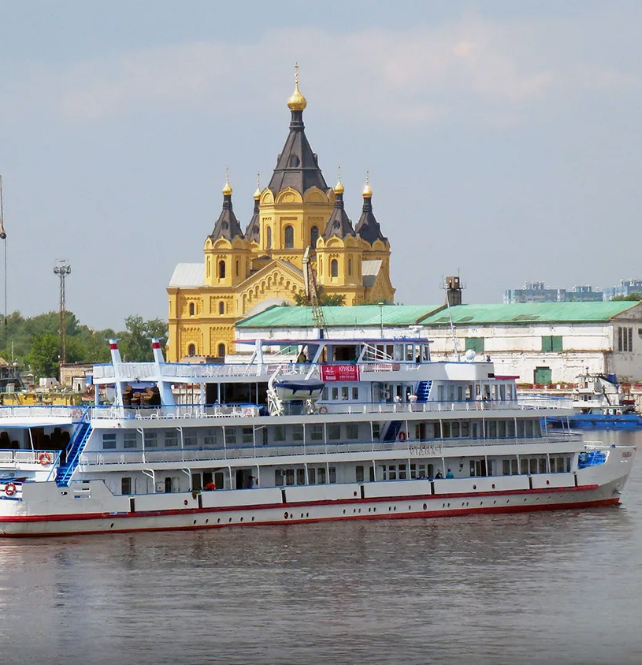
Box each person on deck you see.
[446,469,454,479]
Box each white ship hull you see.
[0,447,632,537]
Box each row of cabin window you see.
[322,386,360,401]
[101,422,364,450]
[380,456,571,481]
[435,383,515,402]
[101,419,540,450]
[413,418,541,440]
[275,467,337,486]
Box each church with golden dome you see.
[166,71,395,361]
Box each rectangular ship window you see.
[144,432,157,449]
[273,426,285,442]
[331,387,339,400]
[242,427,253,444]
[398,464,407,480]
[308,468,316,484]
[329,467,336,483]
[121,477,132,495]
[352,387,359,400]
[520,458,528,475]
[275,470,284,486]
[327,425,341,441]
[341,386,349,400]
[292,425,304,442]
[310,425,323,441]
[346,424,359,440]
[317,467,326,484]
[356,466,364,482]
[297,469,305,485]
[123,432,138,449]
[102,433,117,450]
[165,431,179,447]
[285,469,295,486]
[388,465,397,480]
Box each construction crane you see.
[302,246,327,337]
[0,176,7,339]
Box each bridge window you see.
[310,225,319,247]
[331,259,338,278]
[284,225,294,249]
[218,260,226,279]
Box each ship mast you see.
[303,246,327,337]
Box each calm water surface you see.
[0,431,640,665]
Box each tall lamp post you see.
[53,260,71,365]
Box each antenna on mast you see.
[441,274,465,361]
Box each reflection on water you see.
[0,432,640,664]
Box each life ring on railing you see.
[243,407,254,417]
[398,431,407,442]
[318,406,328,415]
[71,408,83,419]
[38,452,52,466]
[4,482,16,497]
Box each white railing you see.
[0,449,60,465]
[89,404,261,420]
[0,405,80,419]
[76,432,582,467]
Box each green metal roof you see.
[237,304,444,328]
[419,302,639,326]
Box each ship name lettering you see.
[408,444,443,456]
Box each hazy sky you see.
[0,0,640,329]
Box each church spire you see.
[209,171,245,241]
[245,172,261,243]
[322,170,355,240]
[355,171,387,244]
[267,65,329,196]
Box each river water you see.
[0,431,640,665]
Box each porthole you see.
[229,517,232,522]
[480,502,483,506]
[284,512,289,519]
[358,508,361,514]
[343,509,346,514]
[217,518,221,523]
[193,520,197,525]
[205,519,209,524]
[373,507,376,513]
[473,485,477,490]
[306,513,309,517]
[492,484,496,489]
[110,523,114,528]
[408,505,411,510]
[240,517,244,522]
[251,516,255,522]
[423,503,427,510]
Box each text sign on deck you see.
[321,364,360,382]
[408,444,443,456]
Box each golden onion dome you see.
[287,80,307,112]
[253,187,261,200]
[334,179,344,195]
[222,181,232,196]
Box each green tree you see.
[119,316,168,362]
[293,289,345,307]
[26,334,60,378]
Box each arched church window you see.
[284,225,294,249]
[187,344,196,357]
[218,260,226,279]
[348,258,352,276]
[189,302,195,316]
[331,259,338,278]
[310,226,319,248]
[267,227,272,249]
[218,343,226,358]
[219,301,225,315]
[236,260,239,277]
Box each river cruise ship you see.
[0,337,635,536]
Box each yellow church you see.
[166,72,395,361]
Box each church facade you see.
[166,74,395,361]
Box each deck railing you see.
[75,432,582,467]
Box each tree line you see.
[0,312,168,379]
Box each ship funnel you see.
[108,339,122,364]
[151,338,165,364]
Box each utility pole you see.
[53,259,71,364]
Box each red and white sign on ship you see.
[321,364,360,382]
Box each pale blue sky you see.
[0,1,640,328]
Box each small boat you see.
[547,374,642,429]
[273,377,325,401]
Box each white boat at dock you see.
[0,336,634,536]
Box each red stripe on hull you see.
[0,496,620,538]
[0,484,601,524]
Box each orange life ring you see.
[318,406,328,415]
[71,408,83,419]
[38,452,52,466]
[398,431,407,442]
[5,482,16,497]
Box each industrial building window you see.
[284,225,294,249]
[465,338,484,353]
[618,327,633,352]
[542,336,563,352]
